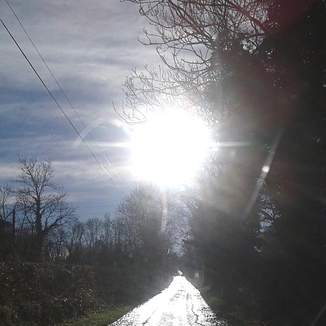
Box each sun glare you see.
[130,109,212,188]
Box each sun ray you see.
[130,109,213,188]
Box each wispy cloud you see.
[0,0,159,219]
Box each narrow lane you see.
[109,276,227,325]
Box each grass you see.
[61,305,133,326]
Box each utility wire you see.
[0,19,126,196]
[4,0,121,181]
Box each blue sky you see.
[0,0,160,219]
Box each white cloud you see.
[0,0,163,220]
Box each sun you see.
[130,109,212,188]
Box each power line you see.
[4,0,122,182]
[0,19,126,196]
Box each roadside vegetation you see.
[0,159,179,325]
[61,306,132,326]
[0,259,172,326]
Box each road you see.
[109,276,227,325]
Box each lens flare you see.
[130,109,212,188]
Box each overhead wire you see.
[4,0,122,182]
[0,18,126,196]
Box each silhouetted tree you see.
[0,183,13,221]
[120,0,326,324]
[66,220,85,263]
[119,0,273,123]
[43,226,69,261]
[12,157,77,261]
[0,184,15,260]
[115,184,165,258]
[255,1,326,323]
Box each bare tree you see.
[118,0,271,123]
[43,226,69,261]
[66,220,85,263]
[0,183,15,259]
[12,156,76,261]
[162,191,192,253]
[114,184,190,258]
[115,184,165,256]
[0,183,14,221]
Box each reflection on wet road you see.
[109,276,227,325]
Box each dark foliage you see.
[121,0,326,325]
[0,260,172,326]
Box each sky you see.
[0,0,161,220]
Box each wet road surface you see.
[109,276,227,325]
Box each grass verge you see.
[61,305,133,326]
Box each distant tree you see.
[0,183,15,260]
[160,190,191,253]
[83,218,102,252]
[12,157,77,261]
[43,226,69,261]
[66,220,85,263]
[0,183,14,221]
[115,184,165,258]
[101,213,115,247]
[96,213,123,264]
[104,214,124,255]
